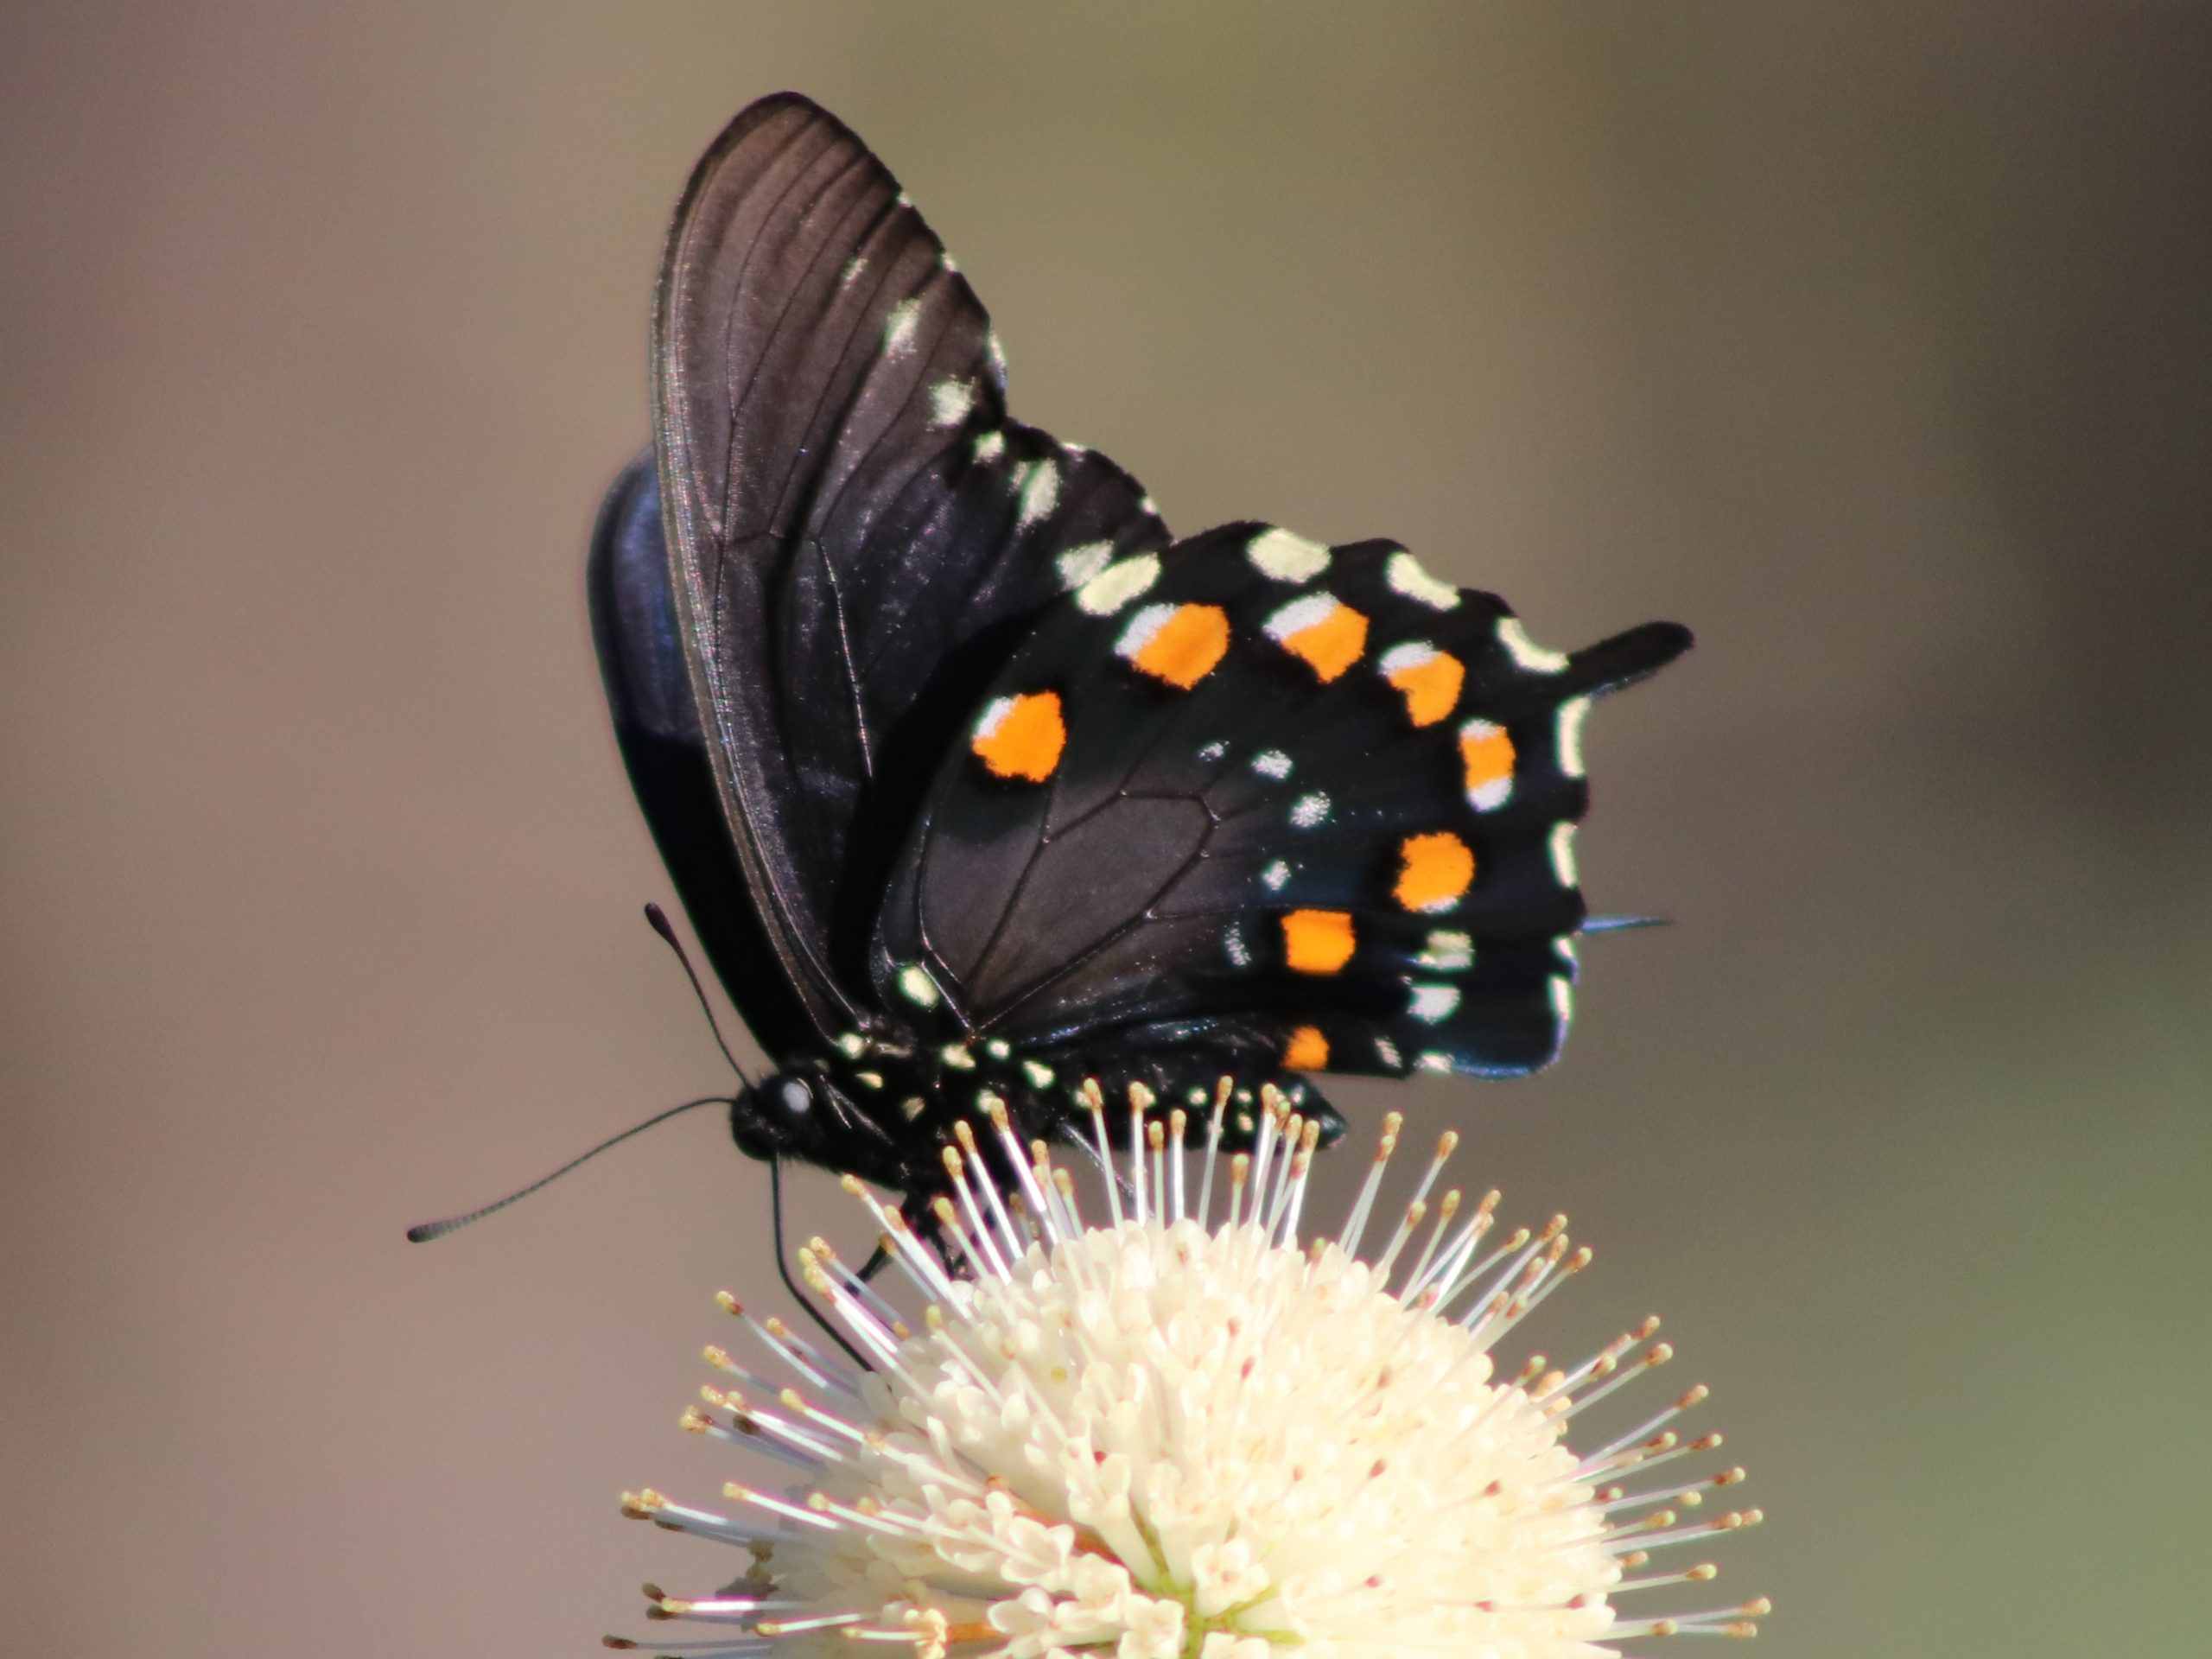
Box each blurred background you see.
[4,5,2208,1655]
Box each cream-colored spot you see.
[882,297,922,358]
[897,964,940,1008]
[899,1096,926,1121]
[1387,550,1459,611]
[1015,457,1061,528]
[1248,526,1332,582]
[930,378,976,429]
[1374,1035,1402,1068]
[1057,541,1113,590]
[1289,791,1331,829]
[1408,982,1461,1024]
[940,1044,976,1071]
[838,254,868,288]
[1557,696,1592,779]
[1075,553,1161,616]
[1497,616,1568,673]
[1417,930,1474,972]
[1549,822,1580,887]
[1550,975,1574,1025]
[974,429,1006,462]
[1021,1059,1055,1089]
[1414,1051,1455,1073]
[1252,750,1292,779]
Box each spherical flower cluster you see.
[613,1083,1766,1657]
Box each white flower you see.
[613,1083,1768,1657]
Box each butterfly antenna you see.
[645,902,750,1084]
[772,1154,871,1370]
[1581,915,1669,934]
[404,1094,728,1243]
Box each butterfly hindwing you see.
[876,524,1690,1083]
[643,94,1169,1038]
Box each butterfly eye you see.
[779,1080,814,1118]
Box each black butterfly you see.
[589,94,1688,1218]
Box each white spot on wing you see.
[929,378,976,429]
[1262,859,1292,892]
[972,696,1016,740]
[1075,553,1160,616]
[1549,822,1580,887]
[1022,1059,1055,1088]
[1198,740,1228,762]
[839,255,868,288]
[1414,1051,1455,1073]
[1289,791,1331,828]
[1014,457,1061,528]
[1374,1036,1402,1069]
[1252,750,1293,779]
[940,1043,976,1071]
[1116,601,1178,660]
[898,963,941,1008]
[1417,930,1474,971]
[1378,640,1440,675]
[1550,975,1574,1027]
[1224,921,1252,967]
[1498,616,1570,673]
[1408,982,1461,1024]
[1057,541,1113,589]
[974,429,1006,462]
[1387,551,1459,611]
[1248,526,1332,582]
[1557,696,1592,779]
[882,298,922,359]
[986,327,1007,383]
[1264,593,1339,644]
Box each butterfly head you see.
[728,1074,826,1162]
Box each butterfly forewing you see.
[646,94,1168,1037]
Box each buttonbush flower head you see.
[612,1082,1767,1657]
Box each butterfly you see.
[588,93,1688,1224]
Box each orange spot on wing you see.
[970,691,1065,782]
[1281,909,1356,975]
[1284,1026,1330,1070]
[1278,601,1369,683]
[1395,831,1476,913]
[1130,603,1230,689]
[1459,720,1516,809]
[1386,651,1464,727]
